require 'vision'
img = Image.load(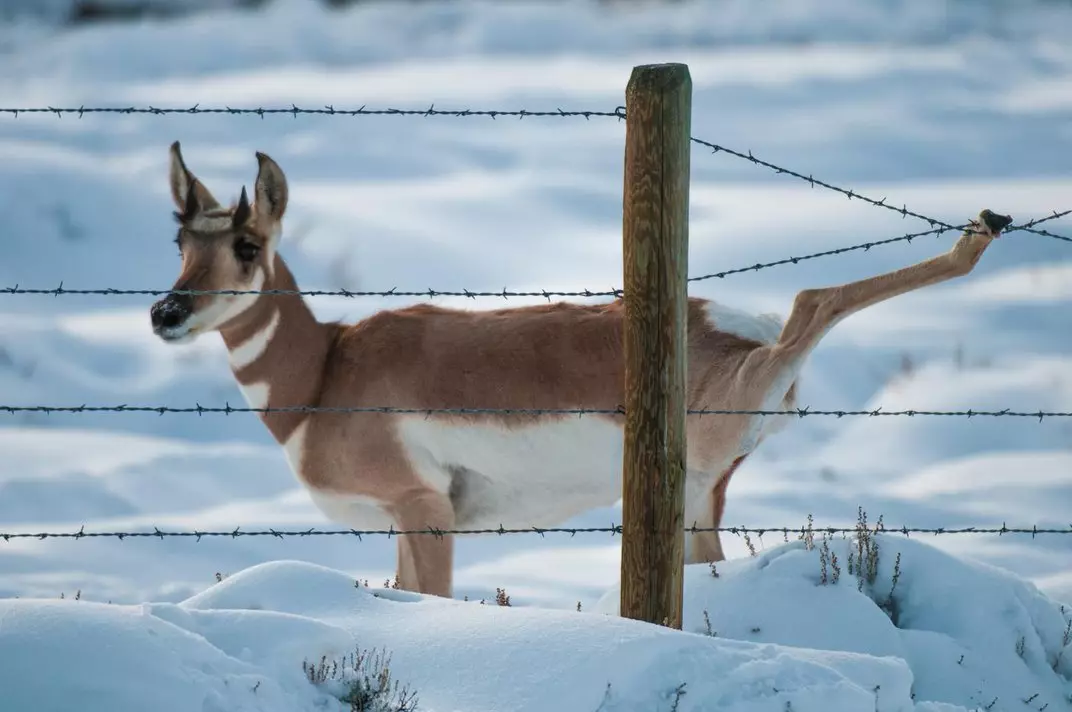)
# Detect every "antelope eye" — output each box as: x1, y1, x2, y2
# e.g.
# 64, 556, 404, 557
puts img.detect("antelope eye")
234, 239, 260, 263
